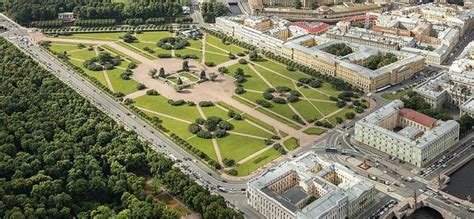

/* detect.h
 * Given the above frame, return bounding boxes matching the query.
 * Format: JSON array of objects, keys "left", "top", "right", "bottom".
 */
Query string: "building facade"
[
  {"left": 354, "top": 100, "right": 460, "bottom": 167},
  {"left": 247, "top": 152, "right": 375, "bottom": 219}
]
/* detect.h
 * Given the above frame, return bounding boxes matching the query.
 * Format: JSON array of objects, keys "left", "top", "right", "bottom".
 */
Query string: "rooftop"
[{"left": 400, "top": 108, "right": 437, "bottom": 128}]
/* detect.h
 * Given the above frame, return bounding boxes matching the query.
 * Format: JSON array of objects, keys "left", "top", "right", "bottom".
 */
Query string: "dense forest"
[
  {"left": 0, "top": 37, "right": 241, "bottom": 218},
  {"left": 3, "top": 0, "right": 184, "bottom": 25}
]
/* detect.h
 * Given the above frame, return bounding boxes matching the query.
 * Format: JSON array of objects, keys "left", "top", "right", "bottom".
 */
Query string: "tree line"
[
  {"left": 0, "top": 37, "right": 241, "bottom": 219},
  {"left": 3, "top": 0, "right": 185, "bottom": 25}
]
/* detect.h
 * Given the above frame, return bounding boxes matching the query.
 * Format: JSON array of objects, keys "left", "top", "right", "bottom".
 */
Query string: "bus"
[
  {"left": 325, "top": 147, "right": 338, "bottom": 153},
  {"left": 375, "top": 85, "right": 391, "bottom": 93}
]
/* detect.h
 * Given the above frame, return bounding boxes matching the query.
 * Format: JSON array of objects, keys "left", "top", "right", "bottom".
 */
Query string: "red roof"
[
  {"left": 291, "top": 22, "right": 330, "bottom": 33},
  {"left": 399, "top": 108, "right": 437, "bottom": 128}
]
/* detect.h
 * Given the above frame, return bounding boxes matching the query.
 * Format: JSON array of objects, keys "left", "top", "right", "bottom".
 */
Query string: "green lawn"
[
  {"left": 381, "top": 88, "right": 413, "bottom": 100},
  {"left": 216, "top": 134, "right": 267, "bottom": 162},
  {"left": 49, "top": 43, "right": 80, "bottom": 53},
  {"left": 69, "top": 49, "right": 97, "bottom": 60},
  {"left": 187, "top": 137, "right": 218, "bottom": 162},
  {"left": 283, "top": 137, "right": 300, "bottom": 151},
  {"left": 227, "top": 63, "right": 268, "bottom": 92},
  {"left": 106, "top": 68, "right": 139, "bottom": 95},
  {"left": 188, "top": 38, "right": 202, "bottom": 50},
  {"left": 326, "top": 108, "right": 355, "bottom": 125},
  {"left": 158, "top": 116, "right": 193, "bottom": 139},
  {"left": 201, "top": 105, "right": 230, "bottom": 119},
  {"left": 101, "top": 45, "right": 141, "bottom": 64},
  {"left": 298, "top": 87, "right": 331, "bottom": 100},
  {"left": 180, "top": 72, "right": 199, "bottom": 83},
  {"left": 205, "top": 52, "right": 230, "bottom": 65},
  {"left": 253, "top": 58, "right": 308, "bottom": 81},
  {"left": 116, "top": 41, "right": 157, "bottom": 60},
  {"left": 70, "top": 59, "right": 107, "bottom": 86},
  {"left": 255, "top": 107, "right": 302, "bottom": 130},
  {"left": 239, "top": 90, "right": 263, "bottom": 103},
  {"left": 320, "top": 83, "right": 341, "bottom": 97},
  {"left": 133, "top": 95, "right": 201, "bottom": 122},
  {"left": 217, "top": 102, "right": 278, "bottom": 135},
  {"left": 232, "top": 148, "right": 280, "bottom": 176},
  {"left": 230, "top": 119, "right": 273, "bottom": 139},
  {"left": 206, "top": 35, "right": 244, "bottom": 54},
  {"left": 290, "top": 99, "right": 322, "bottom": 122},
  {"left": 309, "top": 100, "right": 338, "bottom": 116},
  {"left": 59, "top": 32, "right": 125, "bottom": 41},
  {"left": 303, "top": 127, "right": 327, "bottom": 135},
  {"left": 135, "top": 31, "right": 173, "bottom": 43},
  {"left": 253, "top": 65, "right": 296, "bottom": 89},
  {"left": 175, "top": 48, "right": 202, "bottom": 61}
]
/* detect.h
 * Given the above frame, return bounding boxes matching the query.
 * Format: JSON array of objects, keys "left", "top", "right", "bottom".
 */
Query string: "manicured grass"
[
  {"left": 116, "top": 41, "right": 157, "bottom": 60},
  {"left": 253, "top": 65, "right": 296, "bottom": 89},
  {"left": 298, "top": 87, "right": 331, "bottom": 100},
  {"left": 232, "top": 95, "right": 257, "bottom": 108},
  {"left": 206, "top": 35, "right": 244, "bottom": 54},
  {"left": 253, "top": 58, "right": 308, "bottom": 81},
  {"left": 205, "top": 52, "right": 230, "bottom": 65},
  {"left": 283, "top": 137, "right": 300, "bottom": 151},
  {"left": 201, "top": 105, "right": 230, "bottom": 119},
  {"left": 216, "top": 134, "right": 267, "bottom": 162},
  {"left": 70, "top": 59, "right": 107, "bottom": 86},
  {"left": 232, "top": 148, "right": 280, "bottom": 176},
  {"left": 135, "top": 31, "right": 173, "bottom": 43},
  {"left": 59, "top": 32, "right": 125, "bottom": 41},
  {"left": 158, "top": 116, "right": 193, "bottom": 139},
  {"left": 381, "top": 88, "right": 413, "bottom": 100},
  {"left": 69, "top": 49, "right": 97, "bottom": 60},
  {"left": 227, "top": 63, "right": 268, "bottom": 92},
  {"left": 326, "top": 108, "right": 355, "bottom": 125},
  {"left": 230, "top": 119, "right": 273, "bottom": 139},
  {"left": 175, "top": 48, "right": 202, "bottom": 61},
  {"left": 309, "top": 100, "right": 338, "bottom": 116},
  {"left": 49, "top": 43, "right": 79, "bottom": 53},
  {"left": 179, "top": 72, "right": 199, "bottom": 82},
  {"left": 133, "top": 95, "right": 201, "bottom": 122},
  {"left": 320, "top": 83, "right": 341, "bottom": 96},
  {"left": 187, "top": 137, "right": 217, "bottom": 162},
  {"left": 188, "top": 38, "right": 202, "bottom": 50},
  {"left": 106, "top": 68, "right": 139, "bottom": 95},
  {"left": 290, "top": 99, "right": 322, "bottom": 122},
  {"left": 166, "top": 75, "right": 179, "bottom": 84},
  {"left": 101, "top": 45, "right": 141, "bottom": 64},
  {"left": 205, "top": 42, "right": 227, "bottom": 54},
  {"left": 255, "top": 107, "right": 302, "bottom": 130},
  {"left": 239, "top": 90, "right": 263, "bottom": 103},
  {"left": 303, "top": 127, "right": 327, "bottom": 135}
]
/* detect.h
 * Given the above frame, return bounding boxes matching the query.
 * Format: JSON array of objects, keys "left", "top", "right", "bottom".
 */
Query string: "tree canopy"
[{"left": 0, "top": 37, "right": 241, "bottom": 219}]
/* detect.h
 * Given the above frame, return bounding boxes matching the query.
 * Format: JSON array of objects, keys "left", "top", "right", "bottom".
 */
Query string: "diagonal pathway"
[
  {"left": 94, "top": 46, "right": 114, "bottom": 92},
  {"left": 136, "top": 107, "right": 193, "bottom": 124},
  {"left": 248, "top": 63, "right": 274, "bottom": 88},
  {"left": 227, "top": 131, "right": 268, "bottom": 140},
  {"left": 196, "top": 105, "right": 225, "bottom": 168},
  {"left": 287, "top": 103, "right": 308, "bottom": 125}
]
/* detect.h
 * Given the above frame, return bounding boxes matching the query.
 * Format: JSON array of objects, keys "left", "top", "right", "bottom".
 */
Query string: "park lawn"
[
  {"left": 116, "top": 41, "right": 157, "bottom": 60},
  {"left": 205, "top": 42, "right": 228, "bottom": 54},
  {"left": 381, "top": 88, "right": 413, "bottom": 100},
  {"left": 188, "top": 38, "right": 202, "bottom": 50},
  {"left": 326, "top": 108, "right": 355, "bottom": 125},
  {"left": 253, "top": 65, "right": 296, "bottom": 89},
  {"left": 205, "top": 52, "right": 230, "bottom": 65},
  {"left": 303, "top": 127, "right": 327, "bottom": 135},
  {"left": 298, "top": 87, "right": 331, "bottom": 100},
  {"left": 206, "top": 35, "right": 244, "bottom": 54},
  {"left": 60, "top": 32, "right": 125, "bottom": 41},
  {"left": 70, "top": 59, "right": 107, "bottom": 86},
  {"left": 180, "top": 72, "right": 199, "bottom": 82},
  {"left": 187, "top": 137, "right": 218, "bottom": 162},
  {"left": 116, "top": 59, "right": 132, "bottom": 69},
  {"left": 69, "top": 49, "right": 97, "bottom": 60},
  {"left": 201, "top": 105, "right": 230, "bottom": 119},
  {"left": 106, "top": 68, "right": 139, "bottom": 95},
  {"left": 253, "top": 58, "right": 308, "bottom": 80},
  {"left": 239, "top": 90, "right": 262, "bottom": 103},
  {"left": 158, "top": 116, "right": 194, "bottom": 140},
  {"left": 290, "top": 99, "right": 322, "bottom": 122},
  {"left": 216, "top": 134, "right": 267, "bottom": 162},
  {"left": 320, "top": 83, "right": 341, "bottom": 96},
  {"left": 232, "top": 148, "right": 280, "bottom": 176},
  {"left": 229, "top": 119, "right": 273, "bottom": 139},
  {"left": 310, "top": 100, "right": 338, "bottom": 116},
  {"left": 217, "top": 102, "right": 279, "bottom": 135},
  {"left": 227, "top": 63, "right": 269, "bottom": 92},
  {"left": 283, "top": 137, "right": 300, "bottom": 151},
  {"left": 49, "top": 43, "right": 79, "bottom": 53},
  {"left": 269, "top": 103, "right": 298, "bottom": 122},
  {"left": 133, "top": 95, "right": 202, "bottom": 122},
  {"left": 175, "top": 48, "right": 202, "bottom": 61},
  {"left": 135, "top": 31, "right": 173, "bottom": 43},
  {"left": 232, "top": 95, "right": 258, "bottom": 108},
  {"left": 255, "top": 107, "right": 302, "bottom": 130},
  {"left": 101, "top": 45, "right": 141, "bottom": 64},
  {"left": 166, "top": 75, "right": 179, "bottom": 84}
]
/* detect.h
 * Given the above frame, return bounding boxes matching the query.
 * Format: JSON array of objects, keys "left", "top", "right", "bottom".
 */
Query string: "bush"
[
  {"left": 227, "top": 110, "right": 236, "bottom": 118},
  {"left": 196, "top": 130, "right": 212, "bottom": 139},
  {"left": 218, "top": 66, "right": 228, "bottom": 73},
  {"left": 276, "top": 86, "right": 291, "bottom": 93},
  {"left": 188, "top": 123, "right": 201, "bottom": 134},
  {"left": 128, "top": 62, "right": 137, "bottom": 69},
  {"left": 223, "top": 158, "right": 235, "bottom": 167},
  {"left": 187, "top": 101, "right": 195, "bottom": 106},
  {"left": 227, "top": 169, "right": 238, "bottom": 176},
  {"left": 195, "top": 118, "right": 205, "bottom": 125},
  {"left": 168, "top": 99, "right": 186, "bottom": 106},
  {"left": 158, "top": 54, "right": 172, "bottom": 58},
  {"left": 287, "top": 95, "right": 299, "bottom": 103},
  {"left": 266, "top": 88, "right": 276, "bottom": 93},
  {"left": 336, "top": 100, "right": 347, "bottom": 108},
  {"left": 235, "top": 87, "right": 245, "bottom": 94},
  {"left": 315, "top": 121, "right": 323, "bottom": 126},
  {"left": 137, "top": 83, "right": 146, "bottom": 90},
  {"left": 256, "top": 99, "right": 272, "bottom": 108},
  {"left": 322, "top": 121, "right": 333, "bottom": 128},
  {"left": 204, "top": 62, "right": 215, "bottom": 67},
  {"left": 237, "top": 52, "right": 246, "bottom": 57},
  {"left": 263, "top": 92, "right": 274, "bottom": 100},
  {"left": 233, "top": 114, "right": 243, "bottom": 120},
  {"left": 238, "top": 59, "right": 248, "bottom": 64},
  {"left": 215, "top": 129, "right": 227, "bottom": 138},
  {"left": 199, "top": 101, "right": 214, "bottom": 107},
  {"left": 272, "top": 97, "right": 287, "bottom": 104},
  {"left": 234, "top": 68, "right": 244, "bottom": 76},
  {"left": 289, "top": 90, "right": 301, "bottom": 97},
  {"left": 204, "top": 116, "right": 222, "bottom": 131},
  {"left": 218, "top": 121, "right": 234, "bottom": 130},
  {"left": 309, "top": 80, "right": 321, "bottom": 88},
  {"left": 287, "top": 66, "right": 295, "bottom": 71},
  {"left": 235, "top": 75, "right": 246, "bottom": 83},
  {"left": 336, "top": 117, "right": 343, "bottom": 124},
  {"left": 329, "top": 96, "right": 339, "bottom": 101},
  {"left": 345, "top": 112, "right": 356, "bottom": 119},
  {"left": 146, "top": 89, "right": 159, "bottom": 95}
]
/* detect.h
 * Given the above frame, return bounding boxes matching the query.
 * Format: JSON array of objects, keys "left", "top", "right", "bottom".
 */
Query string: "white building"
[
  {"left": 58, "top": 12, "right": 74, "bottom": 21},
  {"left": 354, "top": 100, "right": 460, "bottom": 167},
  {"left": 247, "top": 152, "right": 375, "bottom": 219}
]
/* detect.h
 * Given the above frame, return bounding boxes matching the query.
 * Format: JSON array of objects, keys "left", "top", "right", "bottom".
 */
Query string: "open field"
[{"left": 232, "top": 148, "right": 280, "bottom": 176}]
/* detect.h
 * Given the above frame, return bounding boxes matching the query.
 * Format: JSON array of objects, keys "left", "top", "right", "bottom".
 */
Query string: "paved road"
[{"left": 444, "top": 27, "right": 474, "bottom": 65}]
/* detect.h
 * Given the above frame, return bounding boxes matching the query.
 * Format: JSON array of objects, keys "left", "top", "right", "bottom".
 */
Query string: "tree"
[
  {"left": 182, "top": 61, "right": 189, "bottom": 72},
  {"left": 294, "top": 0, "right": 303, "bottom": 9},
  {"left": 209, "top": 73, "right": 218, "bottom": 81},
  {"left": 177, "top": 77, "right": 183, "bottom": 85},
  {"left": 122, "top": 33, "right": 137, "bottom": 43},
  {"left": 149, "top": 68, "right": 157, "bottom": 77},
  {"left": 200, "top": 70, "right": 207, "bottom": 80},
  {"left": 249, "top": 50, "right": 258, "bottom": 61},
  {"left": 137, "top": 83, "right": 146, "bottom": 90},
  {"left": 159, "top": 68, "right": 165, "bottom": 78}
]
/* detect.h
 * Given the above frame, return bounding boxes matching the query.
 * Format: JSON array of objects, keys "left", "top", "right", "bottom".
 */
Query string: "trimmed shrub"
[
  {"left": 263, "top": 92, "right": 274, "bottom": 100},
  {"left": 272, "top": 97, "right": 287, "bottom": 104},
  {"left": 188, "top": 123, "right": 201, "bottom": 134}
]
